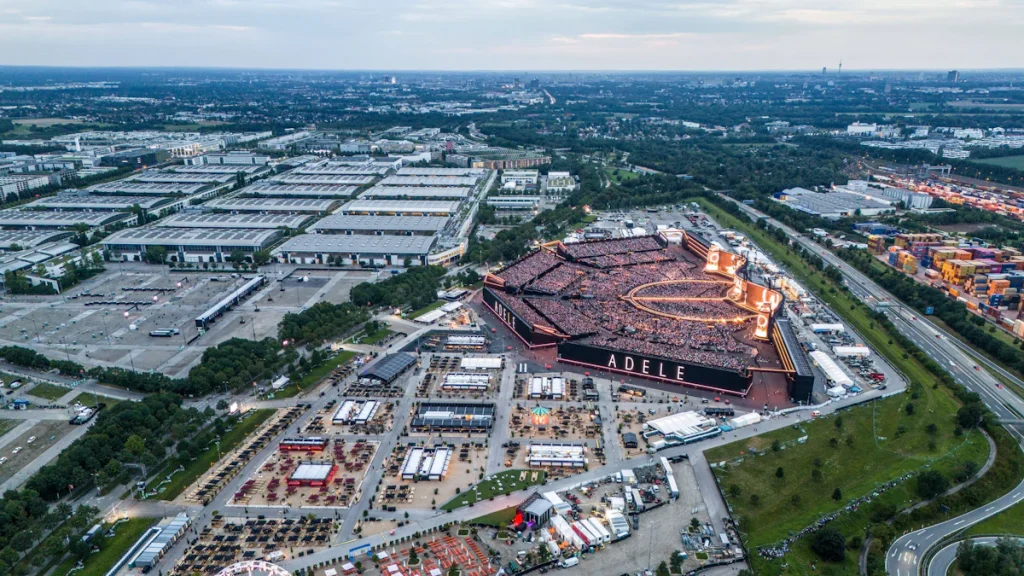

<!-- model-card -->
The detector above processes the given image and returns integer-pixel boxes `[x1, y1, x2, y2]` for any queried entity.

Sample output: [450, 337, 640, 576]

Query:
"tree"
[771, 438, 781, 452]
[916, 470, 950, 499]
[832, 487, 843, 501]
[408, 548, 418, 565]
[655, 561, 670, 576]
[252, 250, 271, 267]
[775, 467, 785, 479]
[811, 527, 846, 562]
[216, 399, 229, 410]
[835, 415, 843, 429]
[144, 246, 167, 264]
[749, 494, 760, 506]
[728, 484, 741, 498]
[958, 403, 984, 428]
[812, 469, 823, 481]
[690, 517, 700, 530]
[905, 403, 915, 416]
[124, 434, 146, 459]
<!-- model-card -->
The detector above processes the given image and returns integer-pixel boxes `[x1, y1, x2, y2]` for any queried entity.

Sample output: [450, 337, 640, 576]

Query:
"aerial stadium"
[483, 232, 813, 400]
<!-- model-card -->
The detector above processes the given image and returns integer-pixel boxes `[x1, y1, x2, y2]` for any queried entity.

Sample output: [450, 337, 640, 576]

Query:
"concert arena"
[483, 232, 814, 401]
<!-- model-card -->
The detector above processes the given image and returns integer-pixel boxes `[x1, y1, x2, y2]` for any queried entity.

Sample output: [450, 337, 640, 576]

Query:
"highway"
[724, 197, 1024, 576]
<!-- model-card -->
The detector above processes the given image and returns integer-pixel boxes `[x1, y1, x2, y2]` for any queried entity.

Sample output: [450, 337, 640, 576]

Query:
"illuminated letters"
[641, 359, 650, 374]
[624, 356, 634, 371]
[607, 355, 617, 369]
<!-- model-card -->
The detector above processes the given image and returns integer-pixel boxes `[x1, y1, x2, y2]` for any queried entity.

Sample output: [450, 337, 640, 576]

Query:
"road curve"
[720, 197, 1024, 576]
[928, 537, 1023, 576]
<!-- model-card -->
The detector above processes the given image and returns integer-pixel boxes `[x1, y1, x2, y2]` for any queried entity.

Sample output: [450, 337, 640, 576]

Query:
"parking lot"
[0, 421, 70, 485]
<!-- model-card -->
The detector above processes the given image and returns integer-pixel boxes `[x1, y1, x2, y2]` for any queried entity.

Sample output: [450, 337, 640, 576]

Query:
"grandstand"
[482, 233, 789, 397]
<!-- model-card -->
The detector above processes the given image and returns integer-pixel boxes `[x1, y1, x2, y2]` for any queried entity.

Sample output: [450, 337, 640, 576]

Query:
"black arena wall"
[482, 288, 562, 347]
[557, 341, 753, 396]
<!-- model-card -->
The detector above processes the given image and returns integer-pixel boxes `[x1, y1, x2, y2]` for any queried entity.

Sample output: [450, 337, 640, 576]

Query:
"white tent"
[809, 351, 853, 387]
[833, 346, 871, 358]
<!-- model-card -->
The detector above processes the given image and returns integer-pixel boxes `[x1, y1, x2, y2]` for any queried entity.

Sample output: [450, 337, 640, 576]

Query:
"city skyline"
[0, 0, 1021, 71]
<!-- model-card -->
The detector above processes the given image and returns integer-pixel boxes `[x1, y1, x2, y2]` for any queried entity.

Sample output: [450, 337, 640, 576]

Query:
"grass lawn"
[51, 518, 158, 576]
[441, 470, 547, 511]
[349, 326, 393, 346]
[696, 197, 992, 575]
[409, 300, 445, 319]
[0, 419, 17, 438]
[153, 408, 276, 500]
[966, 499, 1024, 537]
[27, 382, 70, 401]
[66, 393, 122, 411]
[471, 506, 519, 527]
[975, 156, 1024, 171]
[605, 167, 638, 183]
[275, 351, 357, 398]
[12, 117, 83, 127]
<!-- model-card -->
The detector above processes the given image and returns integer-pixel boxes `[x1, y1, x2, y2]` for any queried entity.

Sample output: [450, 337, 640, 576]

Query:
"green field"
[696, 198, 993, 575]
[52, 518, 158, 576]
[471, 506, 519, 527]
[441, 470, 547, 510]
[410, 300, 445, 319]
[0, 420, 17, 438]
[349, 326, 393, 346]
[605, 167, 638, 183]
[27, 382, 69, 401]
[966, 500, 1024, 537]
[975, 155, 1024, 171]
[274, 350, 357, 398]
[153, 408, 276, 500]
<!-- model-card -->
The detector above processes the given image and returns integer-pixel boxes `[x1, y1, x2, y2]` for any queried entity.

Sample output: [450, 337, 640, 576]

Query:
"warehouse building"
[275, 234, 436, 266]
[339, 199, 460, 216]
[397, 167, 483, 177]
[379, 175, 479, 187]
[309, 215, 449, 236]
[487, 196, 540, 210]
[400, 447, 452, 481]
[0, 230, 72, 250]
[172, 164, 272, 177]
[128, 172, 235, 185]
[24, 194, 185, 216]
[205, 198, 338, 214]
[773, 187, 894, 219]
[359, 186, 471, 201]
[89, 181, 206, 197]
[410, 403, 495, 433]
[157, 213, 312, 230]
[102, 228, 281, 263]
[185, 151, 271, 166]
[292, 164, 390, 176]
[501, 170, 539, 186]
[527, 443, 587, 468]
[0, 209, 135, 229]
[270, 174, 376, 186]
[241, 183, 358, 198]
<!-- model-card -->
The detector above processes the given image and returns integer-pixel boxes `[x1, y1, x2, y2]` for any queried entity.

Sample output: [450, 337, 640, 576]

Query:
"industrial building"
[241, 183, 358, 198]
[0, 174, 53, 199]
[171, 164, 270, 176]
[288, 462, 339, 487]
[274, 234, 436, 266]
[410, 403, 495, 433]
[309, 215, 449, 236]
[205, 198, 338, 214]
[487, 196, 540, 210]
[88, 181, 207, 197]
[185, 151, 272, 166]
[194, 276, 266, 329]
[399, 447, 452, 480]
[0, 230, 72, 250]
[338, 199, 460, 216]
[157, 213, 312, 229]
[292, 164, 390, 176]
[270, 174, 376, 186]
[332, 400, 380, 425]
[546, 171, 576, 196]
[102, 228, 281, 263]
[441, 373, 491, 391]
[773, 187, 894, 219]
[501, 170, 539, 186]
[527, 443, 587, 468]
[0, 209, 136, 229]
[379, 175, 479, 187]
[359, 353, 417, 385]
[397, 167, 482, 177]
[24, 194, 184, 216]
[128, 172, 235, 185]
[359, 186, 471, 200]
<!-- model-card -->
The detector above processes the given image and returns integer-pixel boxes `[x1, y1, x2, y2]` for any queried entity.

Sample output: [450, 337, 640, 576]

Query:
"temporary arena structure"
[441, 373, 490, 391]
[399, 447, 452, 480]
[643, 411, 721, 445]
[481, 232, 808, 398]
[288, 462, 339, 487]
[460, 357, 503, 370]
[808, 351, 853, 388]
[332, 400, 380, 425]
[527, 443, 587, 468]
[528, 377, 565, 399]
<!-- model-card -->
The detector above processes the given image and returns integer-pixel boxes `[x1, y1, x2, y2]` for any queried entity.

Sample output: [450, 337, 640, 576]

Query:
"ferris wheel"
[214, 560, 291, 576]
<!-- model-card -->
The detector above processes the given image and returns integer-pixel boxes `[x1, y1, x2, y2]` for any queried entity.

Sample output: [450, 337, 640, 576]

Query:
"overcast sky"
[0, 0, 1020, 71]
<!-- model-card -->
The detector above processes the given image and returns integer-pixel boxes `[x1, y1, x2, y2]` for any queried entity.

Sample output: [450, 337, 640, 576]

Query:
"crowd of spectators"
[524, 262, 587, 295]
[495, 250, 561, 290]
[526, 298, 600, 337]
[490, 291, 553, 330]
[578, 251, 673, 268]
[560, 235, 663, 259]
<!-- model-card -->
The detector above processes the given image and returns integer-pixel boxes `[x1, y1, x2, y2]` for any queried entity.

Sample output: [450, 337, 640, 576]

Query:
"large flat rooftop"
[359, 186, 471, 200]
[205, 198, 337, 213]
[339, 199, 460, 215]
[397, 167, 485, 177]
[269, 174, 376, 186]
[102, 227, 281, 247]
[158, 212, 312, 229]
[276, 233, 436, 255]
[128, 172, 234, 184]
[379, 175, 480, 187]
[242, 183, 358, 198]
[88, 181, 206, 195]
[24, 195, 177, 211]
[0, 209, 133, 227]
[309, 214, 449, 234]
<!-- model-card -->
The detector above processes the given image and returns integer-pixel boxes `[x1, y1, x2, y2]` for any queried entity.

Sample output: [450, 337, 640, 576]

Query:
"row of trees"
[956, 538, 1024, 576]
[278, 302, 369, 346]
[350, 266, 447, 311]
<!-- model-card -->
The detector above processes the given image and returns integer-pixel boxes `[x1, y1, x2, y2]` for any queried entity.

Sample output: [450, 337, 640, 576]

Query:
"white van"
[560, 558, 579, 569]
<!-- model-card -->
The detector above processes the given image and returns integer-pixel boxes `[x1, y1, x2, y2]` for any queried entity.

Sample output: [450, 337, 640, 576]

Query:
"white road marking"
[926, 533, 935, 540]
[986, 506, 995, 512]
[954, 520, 965, 526]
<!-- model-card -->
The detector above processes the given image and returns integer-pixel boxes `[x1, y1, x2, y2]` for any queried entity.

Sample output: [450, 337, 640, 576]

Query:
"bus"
[149, 329, 180, 338]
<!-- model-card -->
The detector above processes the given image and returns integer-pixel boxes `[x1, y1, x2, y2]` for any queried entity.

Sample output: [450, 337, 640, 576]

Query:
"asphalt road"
[724, 197, 1024, 576]
[928, 536, 1024, 576]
